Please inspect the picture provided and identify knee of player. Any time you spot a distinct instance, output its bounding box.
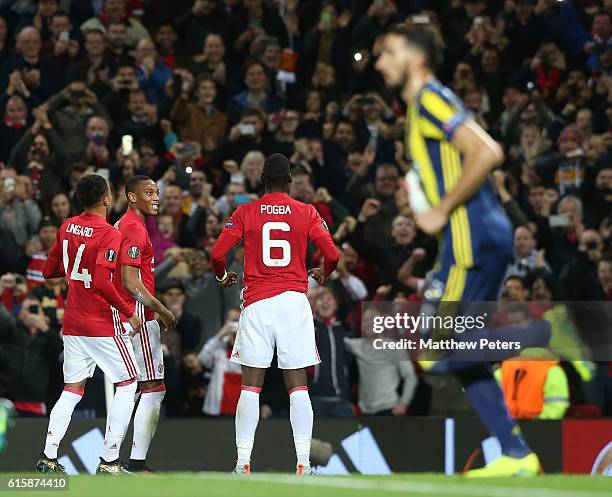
[115,377,138,394]
[139,380,166,396]
[63,381,86,397]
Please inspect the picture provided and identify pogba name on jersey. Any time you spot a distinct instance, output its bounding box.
[260,204,292,215]
[65,223,94,237]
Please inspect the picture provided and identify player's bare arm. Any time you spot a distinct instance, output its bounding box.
[122,264,177,330]
[415,120,504,235]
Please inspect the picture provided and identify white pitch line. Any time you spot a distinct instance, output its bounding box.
[178,472,612,497]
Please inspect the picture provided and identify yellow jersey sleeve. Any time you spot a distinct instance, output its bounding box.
[417,86,468,141]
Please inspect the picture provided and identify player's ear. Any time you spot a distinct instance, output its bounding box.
[287,173,292,184]
[127,191,136,204]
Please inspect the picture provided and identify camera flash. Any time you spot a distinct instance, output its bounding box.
[354,52,362,62]
[186,166,193,174]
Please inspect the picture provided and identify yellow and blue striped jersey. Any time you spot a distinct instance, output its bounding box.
[407,79,512,271]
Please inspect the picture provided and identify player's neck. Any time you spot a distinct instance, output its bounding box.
[265,189,288,195]
[85,206,108,219]
[403,69,434,104]
[128,204,146,221]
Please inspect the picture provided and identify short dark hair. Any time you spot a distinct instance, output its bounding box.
[241,108,264,122]
[263,153,291,190]
[505,275,526,288]
[38,216,58,231]
[50,10,70,22]
[108,19,129,28]
[388,24,442,71]
[76,174,109,208]
[263,153,291,181]
[125,175,152,197]
[243,58,267,77]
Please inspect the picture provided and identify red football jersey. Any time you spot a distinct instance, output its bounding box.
[45,212,129,337]
[114,208,156,321]
[211,192,339,307]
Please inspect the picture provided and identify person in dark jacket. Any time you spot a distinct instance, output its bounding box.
[310,288,354,418]
[1,296,61,416]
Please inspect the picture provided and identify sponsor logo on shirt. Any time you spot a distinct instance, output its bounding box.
[128,246,140,259]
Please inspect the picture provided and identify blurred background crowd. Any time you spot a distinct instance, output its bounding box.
[0,0,610,421]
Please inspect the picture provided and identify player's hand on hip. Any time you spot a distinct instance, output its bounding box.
[159,307,178,330]
[308,267,326,285]
[128,313,142,336]
[219,271,238,289]
[415,206,448,235]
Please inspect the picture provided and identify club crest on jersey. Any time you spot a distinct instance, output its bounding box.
[322,221,329,231]
[105,249,117,262]
[128,246,140,259]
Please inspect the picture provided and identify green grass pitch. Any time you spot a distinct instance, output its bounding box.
[4,473,612,497]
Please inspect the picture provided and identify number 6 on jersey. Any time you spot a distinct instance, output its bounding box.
[262,222,291,267]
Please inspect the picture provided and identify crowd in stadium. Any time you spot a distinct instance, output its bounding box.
[0,0,610,420]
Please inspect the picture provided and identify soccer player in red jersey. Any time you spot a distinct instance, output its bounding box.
[114,175,177,473]
[211,153,340,476]
[36,174,142,475]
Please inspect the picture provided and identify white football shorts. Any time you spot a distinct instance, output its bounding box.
[231,291,320,369]
[129,318,164,381]
[63,333,139,384]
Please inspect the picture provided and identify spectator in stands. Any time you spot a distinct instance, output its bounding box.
[0,169,42,248]
[345,332,417,416]
[154,23,179,69]
[534,125,588,198]
[68,28,116,97]
[226,59,283,124]
[25,216,56,289]
[156,248,233,342]
[182,170,213,216]
[0,95,31,165]
[105,19,133,67]
[197,307,242,416]
[230,0,288,60]
[170,73,227,160]
[9,103,63,205]
[310,288,354,418]
[175,0,227,55]
[161,278,201,352]
[45,80,111,162]
[0,26,64,101]
[0,16,12,63]
[560,229,605,300]
[217,110,271,166]
[47,191,72,225]
[114,89,162,149]
[40,11,81,67]
[134,38,172,103]
[213,181,248,217]
[347,162,400,242]
[503,226,550,281]
[80,0,150,49]
[1,296,62,417]
[189,33,239,108]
